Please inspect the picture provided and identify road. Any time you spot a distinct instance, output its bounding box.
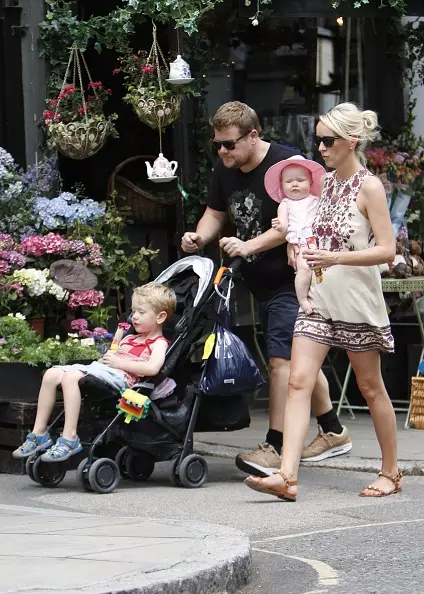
[1,458,423,594]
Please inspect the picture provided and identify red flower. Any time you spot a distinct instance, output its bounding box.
[113,68,120,75]
[78,107,84,114]
[87,95,95,102]
[142,65,153,74]
[132,55,139,60]
[49,99,58,107]
[107,88,112,95]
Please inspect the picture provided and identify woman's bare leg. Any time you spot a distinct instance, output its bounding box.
[295,250,314,315]
[33,368,65,434]
[246,337,329,497]
[348,350,401,494]
[61,370,85,441]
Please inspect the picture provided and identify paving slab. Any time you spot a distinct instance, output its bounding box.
[0,504,251,594]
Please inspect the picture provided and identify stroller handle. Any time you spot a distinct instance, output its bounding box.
[213,257,243,286]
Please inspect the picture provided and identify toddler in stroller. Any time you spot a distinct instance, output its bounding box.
[17,256,258,493]
[13,282,176,464]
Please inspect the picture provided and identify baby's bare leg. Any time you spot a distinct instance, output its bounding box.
[33,368,65,434]
[295,249,314,315]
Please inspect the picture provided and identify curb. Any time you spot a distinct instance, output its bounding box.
[194,441,424,476]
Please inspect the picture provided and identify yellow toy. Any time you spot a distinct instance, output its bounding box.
[117,389,151,423]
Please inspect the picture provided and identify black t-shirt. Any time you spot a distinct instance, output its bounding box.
[207,141,300,301]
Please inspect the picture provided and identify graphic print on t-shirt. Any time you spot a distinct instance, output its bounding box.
[229,190,263,262]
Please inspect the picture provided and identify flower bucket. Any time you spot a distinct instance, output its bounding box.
[27,317,45,337]
[50,118,113,160]
[132,95,182,130]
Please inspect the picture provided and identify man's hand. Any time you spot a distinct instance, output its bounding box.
[181,232,204,254]
[102,351,121,369]
[219,236,250,259]
[287,243,300,269]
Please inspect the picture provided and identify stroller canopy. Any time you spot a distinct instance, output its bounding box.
[155,256,215,307]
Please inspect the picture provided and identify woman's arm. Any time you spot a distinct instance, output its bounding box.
[103,339,168,377]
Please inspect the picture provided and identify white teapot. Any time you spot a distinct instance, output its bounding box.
[145,153,178,179]
[169,55,192,80]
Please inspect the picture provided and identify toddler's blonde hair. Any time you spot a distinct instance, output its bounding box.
[319,102,380,166]
[133,282,176,320]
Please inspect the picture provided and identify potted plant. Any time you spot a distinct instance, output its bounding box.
[0,314,100,401]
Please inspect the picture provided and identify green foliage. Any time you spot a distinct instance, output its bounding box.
[0,316,99,365]
[332,0,406,12]
[83,306,116,329]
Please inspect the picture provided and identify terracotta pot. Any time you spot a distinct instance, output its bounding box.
[27,317,45,337]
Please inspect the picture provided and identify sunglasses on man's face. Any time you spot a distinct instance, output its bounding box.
[211,130,252,151]
[314,135,341,148]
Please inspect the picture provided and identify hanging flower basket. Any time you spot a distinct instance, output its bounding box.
[44,43,118,160]
[132,94,183,130]
[50,118,115,160]
[117,23,192,131]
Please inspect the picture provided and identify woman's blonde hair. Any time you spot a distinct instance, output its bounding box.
[133,282,176,320]
[319,102,380,166]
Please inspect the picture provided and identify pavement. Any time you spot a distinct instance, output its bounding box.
[1,410,423,594]
[196,409,424,476]
[0,503,250,594]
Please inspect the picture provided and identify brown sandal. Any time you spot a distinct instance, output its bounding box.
[244,471,297,502]
[359,470,403,498]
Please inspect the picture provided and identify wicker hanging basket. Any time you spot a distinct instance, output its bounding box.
[133,94,182,130]
[410,376,424,429]
[48,43,116,160]
[51,119,113,160]
[129,22,183,130]
[107,155,176,224]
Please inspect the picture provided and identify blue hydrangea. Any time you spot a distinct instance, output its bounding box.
[35,192,106,230]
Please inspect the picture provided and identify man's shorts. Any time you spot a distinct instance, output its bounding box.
[258,290,299,360]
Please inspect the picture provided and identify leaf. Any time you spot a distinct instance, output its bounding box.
[94,42,102,54]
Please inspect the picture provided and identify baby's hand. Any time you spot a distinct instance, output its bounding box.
[272,218,283,232]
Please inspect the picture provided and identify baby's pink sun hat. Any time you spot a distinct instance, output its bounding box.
[264,155,326,203]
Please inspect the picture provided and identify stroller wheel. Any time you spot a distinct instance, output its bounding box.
[76,457,94,492]
[168,456,183,487]
[125,451,155,482]
[25,454,38,483]
[88,458,120,494]
[178,454,208,489]
[32,456,67,488]
[115,446,130,479]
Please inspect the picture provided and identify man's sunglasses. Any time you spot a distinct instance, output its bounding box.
[314,135,341,148]
[211,130,252,151]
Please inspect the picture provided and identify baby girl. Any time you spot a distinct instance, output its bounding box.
[265,155,326,315]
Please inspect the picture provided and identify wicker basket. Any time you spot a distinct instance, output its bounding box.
[51,118,113,160]
[107,155,176,224]
[410,376,424,429]
[132,95,183,130]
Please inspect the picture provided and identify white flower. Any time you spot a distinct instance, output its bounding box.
[68,333,79,338]
[55,335,60,340]
[252,18,259,26]
[15,313,26,320]
[245,0,251,5]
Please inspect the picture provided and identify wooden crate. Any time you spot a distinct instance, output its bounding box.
[0,400,37,474]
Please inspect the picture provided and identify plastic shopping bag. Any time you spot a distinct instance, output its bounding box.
[201,324,264,396]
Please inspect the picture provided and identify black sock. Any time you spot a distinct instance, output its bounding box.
[316,408,343,435]
[265,429,282,454]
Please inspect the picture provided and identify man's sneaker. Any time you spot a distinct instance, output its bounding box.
[12,431,54,459]
[235,442,281,477]
[40,436,83,462]
[301,426,352,463]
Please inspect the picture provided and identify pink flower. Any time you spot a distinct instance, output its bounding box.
[79,329,93,338]
[93,327,107,337]
[11,348,20,354]
[71,318,89,331]
[0,250,25,268]
[118,322,131,332]
[0,234,14,249]
[113,68,120,75]
[0,261,11,277]
[68,289,104,310]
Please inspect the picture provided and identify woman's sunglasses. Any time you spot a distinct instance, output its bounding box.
[211,130,252,151]
[314,135,341,148]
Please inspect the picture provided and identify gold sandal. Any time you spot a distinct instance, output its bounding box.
[359,470,403,498]
[244,471,297,502]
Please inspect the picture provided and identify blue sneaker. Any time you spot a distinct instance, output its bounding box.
[40,436,83,463]
[12,432,54,459]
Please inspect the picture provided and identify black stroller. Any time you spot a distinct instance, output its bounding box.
[26,255,254,494]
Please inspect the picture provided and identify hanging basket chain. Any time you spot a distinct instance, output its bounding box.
[54,42,100,125]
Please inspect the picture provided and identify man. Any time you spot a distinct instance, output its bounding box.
[181,101,352,477]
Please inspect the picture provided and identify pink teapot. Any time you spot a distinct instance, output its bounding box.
[145,153,178,179]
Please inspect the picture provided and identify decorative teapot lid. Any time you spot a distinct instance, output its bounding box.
[154,153,169,165]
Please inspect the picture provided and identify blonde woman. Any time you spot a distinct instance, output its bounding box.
[245,102,402,500]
